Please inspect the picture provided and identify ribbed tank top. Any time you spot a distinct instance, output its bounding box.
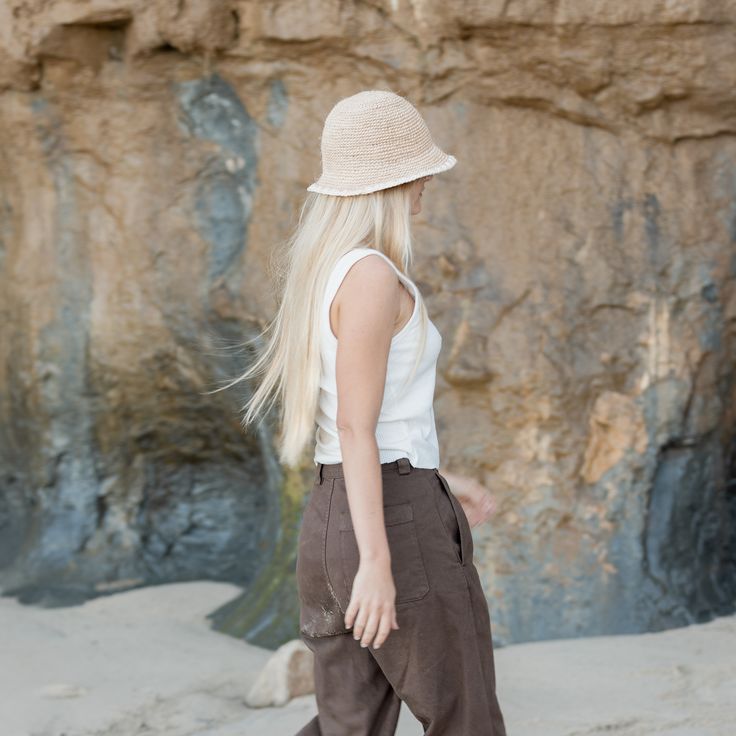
[313,247,442,468]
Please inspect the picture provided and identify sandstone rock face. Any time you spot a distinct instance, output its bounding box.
[0,1,734,646]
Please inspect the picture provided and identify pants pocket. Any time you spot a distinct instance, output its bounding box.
[338,501,431,605]
[433,478,464,565]
[432,469,473,566]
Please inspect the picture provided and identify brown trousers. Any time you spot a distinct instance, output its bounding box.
[295,457,507,736]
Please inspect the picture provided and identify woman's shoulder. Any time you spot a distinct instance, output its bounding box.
[338,246,390,263]
[335,247,403,278]
[333,249,403,292]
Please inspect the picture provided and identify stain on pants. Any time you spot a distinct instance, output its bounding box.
[295,457,507,736]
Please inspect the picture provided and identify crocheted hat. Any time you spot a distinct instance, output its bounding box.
[307,90,457,196]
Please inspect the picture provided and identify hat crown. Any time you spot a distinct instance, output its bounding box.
[307,89,456,197]
[321,91,433,168]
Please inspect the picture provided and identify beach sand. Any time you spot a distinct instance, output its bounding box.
[2,581,734,735]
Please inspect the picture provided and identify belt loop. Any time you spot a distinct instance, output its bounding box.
[318,463,324,484]
[397,457,412,475]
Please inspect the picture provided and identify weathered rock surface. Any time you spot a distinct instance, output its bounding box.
[0,0,734,647]
[244,637,314,708]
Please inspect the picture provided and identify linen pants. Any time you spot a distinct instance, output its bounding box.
[295,457,507,736]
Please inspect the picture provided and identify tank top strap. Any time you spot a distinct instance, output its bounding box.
[321,248,420,344]
[325,248,415,305]
[356,248,415,290]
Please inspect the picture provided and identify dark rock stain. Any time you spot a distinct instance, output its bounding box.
[176,73,259,281]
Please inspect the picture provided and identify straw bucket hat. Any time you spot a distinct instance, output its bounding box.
[307,90,457,196]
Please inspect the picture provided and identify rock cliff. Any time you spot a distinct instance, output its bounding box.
[1,0,734,647]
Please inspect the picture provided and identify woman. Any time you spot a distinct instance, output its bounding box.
[227,90,507,735]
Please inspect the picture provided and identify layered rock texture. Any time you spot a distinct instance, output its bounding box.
[1,0,734,648]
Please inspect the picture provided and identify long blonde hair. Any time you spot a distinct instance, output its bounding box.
[209,181,429,468]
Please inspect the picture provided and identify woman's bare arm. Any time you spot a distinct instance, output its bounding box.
[332,253,403,648]
[333,254,402,561]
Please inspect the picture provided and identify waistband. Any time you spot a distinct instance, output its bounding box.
[315,457,426,484]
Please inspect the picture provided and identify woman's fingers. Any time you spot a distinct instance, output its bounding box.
[372,605,395,649]
[350,601,368,640]
[462,490,499,528]
[360,608,380,648]
[344,596,358,629]
[347,599,397,649]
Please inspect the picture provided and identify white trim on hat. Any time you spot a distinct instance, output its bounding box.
[307,154,457,197]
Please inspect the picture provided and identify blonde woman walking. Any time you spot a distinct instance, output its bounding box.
[233,90,507,735]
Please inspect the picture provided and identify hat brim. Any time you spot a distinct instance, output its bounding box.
[307,153,457,197]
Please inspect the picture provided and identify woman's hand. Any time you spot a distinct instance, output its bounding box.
[344,555,400,650]
[440,469,499,529]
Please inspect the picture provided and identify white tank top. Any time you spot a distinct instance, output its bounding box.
[314,247,442,468]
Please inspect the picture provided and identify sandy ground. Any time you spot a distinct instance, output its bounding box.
[2,580,734,736]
